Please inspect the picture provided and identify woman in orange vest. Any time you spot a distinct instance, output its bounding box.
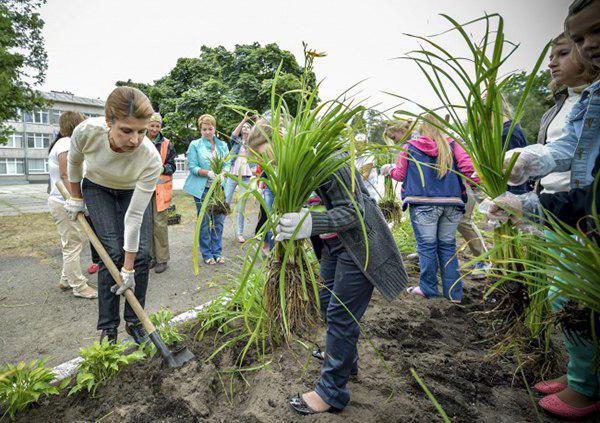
[147,112,177,274]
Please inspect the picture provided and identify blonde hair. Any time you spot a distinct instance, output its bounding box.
[197,114,217,130]
[384,119,413,141]
[248,118,272,151]
[419,114,453,178]
[548,33,599,95]
[59,111,86,137]
[105,86,153,123]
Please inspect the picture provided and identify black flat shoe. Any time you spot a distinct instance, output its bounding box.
[125,322,149,346]
[289,394,338,415]
[100,328,118,344]
[312,345,325,361]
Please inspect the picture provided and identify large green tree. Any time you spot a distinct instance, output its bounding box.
[0,0,48,143]
[503,69,554,142]
[118,43,316,153]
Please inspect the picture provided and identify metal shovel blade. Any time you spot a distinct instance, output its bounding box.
[148,331,195,368]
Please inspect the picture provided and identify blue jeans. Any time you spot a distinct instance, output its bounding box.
[81,178,152,330]
[263,187,275,250]
[224,176,251,236]
[194,188,225,260]
[409,205,463,301]
[315,237,374,409]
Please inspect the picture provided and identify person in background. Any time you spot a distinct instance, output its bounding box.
[354,133,379,200]
[225,112,256,244]
[183,114,230,264]
[381,114,479,303]
[457,183,489,280]
[66,86,162,344]
[47,111,97,299]
[146,112,176,274]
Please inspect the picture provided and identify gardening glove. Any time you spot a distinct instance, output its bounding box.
[274,208,313,241]
[480,192,541,228]
[111,268,135,296]
[64,197,87,221]
[380,164,394,177]
[503,144,556,186]
[206,170,216,180]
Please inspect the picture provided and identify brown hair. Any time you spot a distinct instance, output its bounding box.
[59,111,86,137]
[105,86,153,123]
[549,32,599,95]
[197,114,217,130]
[565,0,597,32]
[384,119,413,141]
[247,118,272,151]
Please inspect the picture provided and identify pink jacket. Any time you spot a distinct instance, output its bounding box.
[389,137,479,186]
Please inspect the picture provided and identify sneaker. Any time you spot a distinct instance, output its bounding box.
[407,286,426,298]
[100,328,118,344]
[125,322,149,346]
[237,235,246,244]
[73,286,98,299]
[155,262,169,274]
[215,257,225,264]
[149,258,156,269]
[204,258,216,265]
[406,253,419,262]
[87,263,100,274]
[471,262,491,280]
[58,280,72,291]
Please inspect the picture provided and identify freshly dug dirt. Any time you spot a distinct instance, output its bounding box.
[17,279,587,422]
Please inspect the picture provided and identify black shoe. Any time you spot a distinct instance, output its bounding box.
[154,262,168,274]
[312,345,325,361]
[125,322,149,346]
[149,258,156,269]
[100,328,118,344]
[288,394,339,415]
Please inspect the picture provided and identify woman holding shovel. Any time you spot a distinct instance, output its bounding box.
[65,86,162,344]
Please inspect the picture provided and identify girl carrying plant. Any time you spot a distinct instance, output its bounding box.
[183,114,230,265]
[381,114,479,303]
[494,0,600,418]
[66,87,162,344]
[248,119,408,415]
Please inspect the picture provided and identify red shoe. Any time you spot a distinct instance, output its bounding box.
[539,394,600,419]
[87,263,99,274]
[534,380,567,395]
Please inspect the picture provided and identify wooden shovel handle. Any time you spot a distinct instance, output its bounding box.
[56,182,156,334]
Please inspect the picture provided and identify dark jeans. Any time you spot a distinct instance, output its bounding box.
[86,216,101,264]
[82,178,152,330]
[315,237,374,410]
[194,188,225,260]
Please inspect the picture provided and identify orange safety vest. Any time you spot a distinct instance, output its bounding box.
[155,138,173,212]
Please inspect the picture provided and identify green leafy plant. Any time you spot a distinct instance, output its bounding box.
[206,154,231,216]
[69,339,144,397]
[142,308,186,357]
[0,358,68,420]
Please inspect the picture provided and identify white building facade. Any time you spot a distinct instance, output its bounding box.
[0,91,105,184]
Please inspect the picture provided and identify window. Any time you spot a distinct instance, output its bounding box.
[24,109,50,124]
[7,109,22,122]
[50,109,61,125]
[175,158,188,173]
[26,132,51,149]
[0,158,25,175]
[28,158,49,174]
[1,134,24,148]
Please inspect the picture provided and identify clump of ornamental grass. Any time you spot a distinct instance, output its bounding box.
[389,13,553,371]
[206,154,231,216]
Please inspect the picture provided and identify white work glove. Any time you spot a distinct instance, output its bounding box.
[206,170,216,180]
[479,192,540,229]
[380,164,394,177]
[111,268,135,296]
[503,144,556,186]
[274,208,313,241]
[64,197,87,221]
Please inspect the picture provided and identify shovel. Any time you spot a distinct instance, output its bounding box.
[56,182,194,368]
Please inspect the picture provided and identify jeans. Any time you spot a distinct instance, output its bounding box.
[315,237,374,409]
[81,178,152,330]
[263,187,274,249]
[224,176,251,236]
[409,204,463,301]
[194,188,225,260]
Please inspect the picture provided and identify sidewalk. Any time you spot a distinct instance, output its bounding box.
[0,173,187,216]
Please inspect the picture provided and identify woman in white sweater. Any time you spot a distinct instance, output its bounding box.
[66,87,162,344]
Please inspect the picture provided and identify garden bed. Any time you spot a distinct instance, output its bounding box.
[15,277,581,422]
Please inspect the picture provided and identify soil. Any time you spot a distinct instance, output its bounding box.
[15,277,589,423]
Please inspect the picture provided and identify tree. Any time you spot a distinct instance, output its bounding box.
[503,69,554,143]
[117,43,316,153]
[0,0,48,143]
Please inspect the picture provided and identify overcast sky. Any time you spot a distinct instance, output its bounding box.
[39,0,568,113]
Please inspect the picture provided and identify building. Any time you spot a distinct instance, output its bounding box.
[0,91,105,184]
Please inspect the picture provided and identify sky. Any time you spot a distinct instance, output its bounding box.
[39,0,569,114]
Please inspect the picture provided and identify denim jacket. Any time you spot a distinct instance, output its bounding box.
[183,137,230,198]
[229,133,242,167]
[537,79,600,189]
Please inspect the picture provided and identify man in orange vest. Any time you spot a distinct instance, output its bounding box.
[147,112,176,273]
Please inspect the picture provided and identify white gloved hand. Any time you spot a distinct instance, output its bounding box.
[111,268,135,296]
[274,208,313,241]
[480,192,541,228]
[503,144,556,186]
[380,164,394,177]
[206,170,216,180]
[64,197,87,221]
